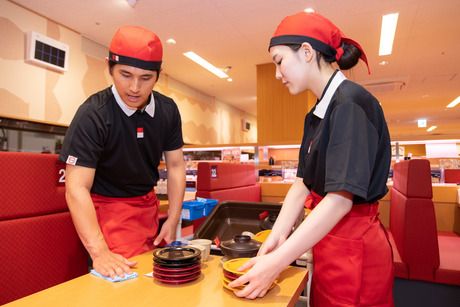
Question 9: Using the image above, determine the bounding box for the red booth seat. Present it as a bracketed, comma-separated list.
[196, 162, 261, 202]
[0, 152, 88, 305]
[388, 159, 460, 286]
[444, 169, 460, 184]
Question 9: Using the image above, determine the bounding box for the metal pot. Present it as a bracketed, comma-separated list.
[220, 235, 261, 259]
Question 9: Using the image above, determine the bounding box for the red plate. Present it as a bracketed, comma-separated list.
[153, 263, 201, 273]
[223, 270, 241, 281]
[154, 272, 201, 284]
[153, 268, 201, 279]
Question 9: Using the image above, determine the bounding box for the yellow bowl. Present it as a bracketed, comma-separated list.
[223, 258, 251, 275]
[253, 230, 271, 243]
[222, 280, 245, 291]
[222, 278, 277, 292]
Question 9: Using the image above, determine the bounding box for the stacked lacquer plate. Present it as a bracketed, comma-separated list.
[153, 246, 201, 284]
[222, 258, 276, 292]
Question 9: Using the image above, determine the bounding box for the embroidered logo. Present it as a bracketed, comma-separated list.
[66, 155, 78, 165]
[137, 127, 144, 138]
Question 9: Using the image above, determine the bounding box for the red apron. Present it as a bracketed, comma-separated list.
[92, 191, 159, 258]
[306, 192, 394, 307]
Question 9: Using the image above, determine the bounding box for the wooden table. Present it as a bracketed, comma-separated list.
[5, 252, 309, 307]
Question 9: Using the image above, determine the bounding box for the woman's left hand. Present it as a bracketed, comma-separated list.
[227, 253, 283, 299]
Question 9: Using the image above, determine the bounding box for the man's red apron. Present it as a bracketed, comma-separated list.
[92, 191, 159, 258]
[306, 191, 394, 307]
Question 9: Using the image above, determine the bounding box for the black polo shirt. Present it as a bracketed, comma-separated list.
[59, 86, 184, 197]
[297, 71, 391, 204]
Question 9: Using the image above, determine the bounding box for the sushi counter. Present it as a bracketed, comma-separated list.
[4, 252, 309, 307]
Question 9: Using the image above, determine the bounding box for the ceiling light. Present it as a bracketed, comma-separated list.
[183, 51, 228, 78]
[426, 126, 437, 132]
[379, 60, 389, 66]
[166, 38, 176, 45]
[379, 13, 399, 56]
[227, 78, 233, 82]
[417, 119, 427, 128]
[446, 96, 460, 108]
[304, 8, 315, 13]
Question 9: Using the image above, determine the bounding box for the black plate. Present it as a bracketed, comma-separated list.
[153, 246, 201, 262]
[153, 258, 201, 268]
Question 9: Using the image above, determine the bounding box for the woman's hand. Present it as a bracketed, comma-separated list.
[92, 247, 137, 279]
[227, 254, 284, 299]
[257, 233, 287, 256]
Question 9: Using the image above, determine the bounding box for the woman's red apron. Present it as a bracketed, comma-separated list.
[92, 191, 159, 258]
[306, 192, 394, 307]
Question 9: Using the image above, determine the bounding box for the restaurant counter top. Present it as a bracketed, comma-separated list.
[4, 252, 309, 307]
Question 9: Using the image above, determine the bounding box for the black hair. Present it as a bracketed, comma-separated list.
[336, 42, 361, 70]
[287, 42, 361, 70]
[108, 60, 161, 81]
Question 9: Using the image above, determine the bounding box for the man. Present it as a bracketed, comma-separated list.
[60, 26, 185, 278]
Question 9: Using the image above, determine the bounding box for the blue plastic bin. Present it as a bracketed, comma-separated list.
[181, 200, 205, 220]
[203, 199, 218, 216]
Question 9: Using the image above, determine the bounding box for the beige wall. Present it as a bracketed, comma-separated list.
[0, 0, 256, 145]
[155, 75, 256, 145]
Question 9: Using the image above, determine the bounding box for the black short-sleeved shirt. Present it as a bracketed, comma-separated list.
[297, 71, 391, 204]
[59, 86, 184, 197]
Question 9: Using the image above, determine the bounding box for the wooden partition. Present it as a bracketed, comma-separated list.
[256, 63, 316, 145]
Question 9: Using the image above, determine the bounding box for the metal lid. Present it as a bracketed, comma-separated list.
[221, 235, 261, 252]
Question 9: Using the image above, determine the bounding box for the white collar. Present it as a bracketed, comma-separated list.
[111, 85, 155, 117]
[313, 70, 347, 119]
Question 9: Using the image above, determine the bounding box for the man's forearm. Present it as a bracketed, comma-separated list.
[165, 165, 185, 222]
[66, 187, 108, 258]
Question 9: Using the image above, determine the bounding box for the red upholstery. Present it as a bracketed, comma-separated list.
[444, 169, 460, 184]
[0, 152, 67, 220]
[436, 233, 460, 285]
[0, 152, 88, 305]
[196, 185, 261, 202]
[197, 162, 257, 191]
[389, 159, 460, 286]
[392, 159, 432, 199]
[387, 231, 409, 278]
[390, 188, 440, 281]
[196, 162, 261, 202]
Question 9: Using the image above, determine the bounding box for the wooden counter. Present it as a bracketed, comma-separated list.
[260, 181, 460, 233]
[4, 252, 309, 307]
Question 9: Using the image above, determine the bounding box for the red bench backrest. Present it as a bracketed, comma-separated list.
[0, 152, 88, 305]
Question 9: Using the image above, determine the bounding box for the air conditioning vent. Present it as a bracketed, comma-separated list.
[359, 80, 406, 93]
[25, 31, 69, 73]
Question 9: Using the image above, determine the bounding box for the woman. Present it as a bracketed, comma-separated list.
[228, 12, 393, 306]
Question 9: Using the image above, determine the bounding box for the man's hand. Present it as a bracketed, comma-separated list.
[154, 218, 178, 246]
[91, 246, 137, 279]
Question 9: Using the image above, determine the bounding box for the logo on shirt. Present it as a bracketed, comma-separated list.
[137, 127, 144, 138]
[66, 155, 78, 165]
